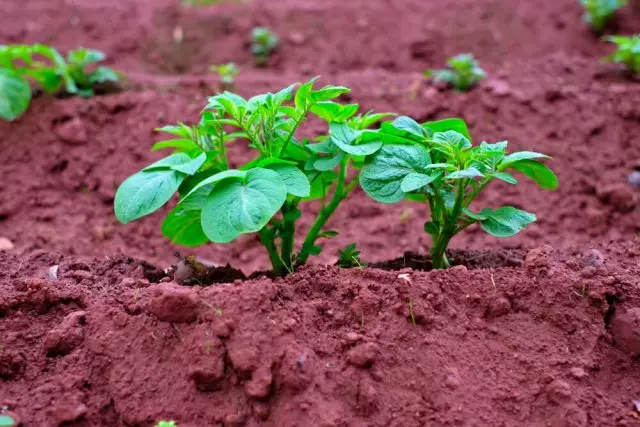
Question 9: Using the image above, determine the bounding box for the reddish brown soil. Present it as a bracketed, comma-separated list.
[1, 0, 640, 425]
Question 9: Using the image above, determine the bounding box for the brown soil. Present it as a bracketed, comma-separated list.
[1, 0, 640, 425]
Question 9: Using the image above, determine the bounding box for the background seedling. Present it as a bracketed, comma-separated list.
[580, 0, 627, 32]
[211, 62, 239, 86]
[251, 27, 279, 66]
[0, 44, 119, 121]
[426, 54, 486, 92]
[155, 421, 177, 427]
[360, 117, 557, 269]
[114, 78, 391, 276]
[337, 243, 366, 268]
[604, 35, 640, 75]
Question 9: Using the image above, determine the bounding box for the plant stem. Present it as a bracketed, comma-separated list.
[279, 202, 297, 272]
[278, 109, 308, 157]
[259, 226, 285, 275]
[296, 158, 354, 266]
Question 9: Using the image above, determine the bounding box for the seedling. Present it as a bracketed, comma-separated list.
[426, 54, 486, 91]
[251, 27, 279, 66]
[0, 44, 119, 121]
[211, 62, 239, 85]
[155, 421, 177, 427]
[337, 243, 366, 268]
[360, 116, 557, 269]
[603, 35, 640, 75]
[114, 78, 392, 275]
[0, 415, 16, 427]
[580, 0, 627, 32]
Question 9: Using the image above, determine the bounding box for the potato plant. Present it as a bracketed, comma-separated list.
[251, 27, 279, 66]
[114, 78, 391, 275]
[359, 117, 557, 269]
[580, 0, 627, 31]
[211, 62, 239, 85]
[0, 44, 119, 121]
[426, 54, 486, 91]
[604, 34, 640, 74]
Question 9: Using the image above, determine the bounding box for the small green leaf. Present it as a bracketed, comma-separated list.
[264, 163, 310, 197]
[151, 138, 202, 154]
[309, 245, 323, 255]
[310, 102, 359, 122]
[89, 66, 120, 84]
[432, 131, 472, 150]
[391, 116, 425, 139]
[0, 414, 16, 427]
[295, 77, 318, 110]
[201, 168, 287, 243]
[423, 118, 471, 141]
[162, 205, 208, 246]
[114, 169, 185, 224]
[306, 140, 338, 154]
[500, 151, 551, 168]
[318, 230, 339, 238]
[314, 151, 344, 171]
[360, 144, 432, 203]
[475, 206, 536, 237]
[490, 171, 518, 184]
[400, 172, 439, 192]
[424, 221, 439, 235]
[508, 160, 558, 190]
[170, 153, 207, 175]
[0, 68, 31, 121]
[330, 122, 380, 156]
[446, 167, 483, 179]
[310, 85, 350, 102]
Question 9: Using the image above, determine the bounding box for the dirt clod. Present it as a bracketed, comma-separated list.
[147, 282, 199, 323]
[597, 184, 638, 212]
[610, 307, 640, 356]
[43, 311, 86, 357]
[346, 342, 377, 368]
[244, 365, 273, 399]
[0, 237, 14, 251]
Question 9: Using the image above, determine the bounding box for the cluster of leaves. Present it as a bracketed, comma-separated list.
[426, 54, 486, 92]
[154, 421, 177, 427]
[358, 116, 557, 268]
[114, 78, 391, 275]
[114, 79, 556, 273]
[211, 62, 240, 85]
[580, 0, 627, 32]
[0, 44, 119, 121]
[251, 27, 279, 66]
[604, 34, 640, 74]
[337, 243, 365, 268]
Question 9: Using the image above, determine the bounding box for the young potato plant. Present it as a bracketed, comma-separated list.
[114, 78, 392, 275]
[580, 0, 627, 32]
[154, 422, 177, 427]
[0, 44, 119, 121]
[426, 54, 486, 92]
[211, 62, 239, 85]
[337, 243, 365, 268]
[359, 117, 558, 269]
[604, 34, 640, 75]
[251, 27, 279, 66]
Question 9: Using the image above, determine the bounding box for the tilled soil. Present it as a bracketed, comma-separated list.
[1, 0, 640, 425]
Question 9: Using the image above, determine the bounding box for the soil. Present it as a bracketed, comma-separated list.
[1, 0, 640, 425]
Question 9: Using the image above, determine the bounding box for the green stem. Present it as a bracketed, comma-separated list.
[296, 158, 354, 266]
[259, 226, 285, 275]
[279, 202, 297, 272]
[278, 108, 309, 157]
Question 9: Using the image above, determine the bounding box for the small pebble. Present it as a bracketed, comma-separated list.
[0, 237, 14, 251]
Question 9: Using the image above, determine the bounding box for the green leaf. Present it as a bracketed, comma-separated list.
[170, 152, 207, 175]
[304, 170, 338, 200]
[310, 102, 359, 122]
[490, 171, 518, 184]
[318, 230, 339, 238]
[306, 140, 338, 154]
[508, 160, 558, 190]
[313, 151, 344, 171]
[474, 206, 536, 237]
[391, 116, 425, 139]
[360, 144, 432, 203]
[151, 138, 202, 154]
[432, 130, 472, 150]
[294, 77, 318, 110]
[114, 169, 185, 224]
[264, 163, 310, 197]
[500, 151, 551, 168]
[400, 172, 439, 192]
[201, 168, 287, 243]
[180, 169, 247, 203]
[162, 205, 208, 246]
[446, 167, 483, 179]
[89, 66, 119, 84]
[423, 118, 471, 141]
[330, 122, 380, 156]
[424, 221, 439, 235]
[143, 152, 206, 175]
[310, 85, 350, 102]
[0, 414, 16, 427]
[0, 68, 31, 121]
[67, 48, 105, 66]
[155, 124, 192, 139]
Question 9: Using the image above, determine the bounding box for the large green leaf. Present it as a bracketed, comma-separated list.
[201, 168, 287, 243]
[499, 151, 551, 168]
[264, 162, 310, 197]
[0, 68, 31, 121]
[360, 144, 431, 203]
[400, 172, 439, 192]
[180, 169, 247, 204]
[162, 205, 208, 246]
[114, 169, 185, 224]
[465, 206, 536, 237]
[507, 160, 558, 190]
[390, 116, 425, 139]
